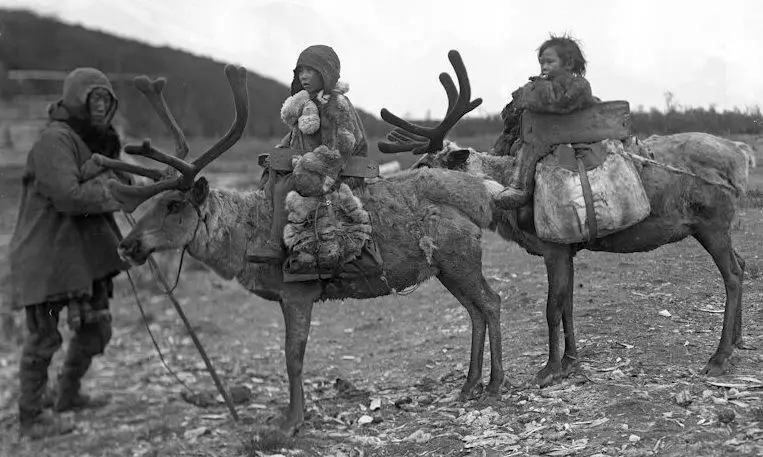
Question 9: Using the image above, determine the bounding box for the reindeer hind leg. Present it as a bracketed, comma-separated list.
[693, 230, 743, 376]
[732, 248, 755, 350]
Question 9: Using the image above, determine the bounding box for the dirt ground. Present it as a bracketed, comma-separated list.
[1, 165, 762, 456]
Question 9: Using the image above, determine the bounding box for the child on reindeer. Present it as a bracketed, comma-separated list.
[494, 34, 599, 209]
[247, 44, 370, 266]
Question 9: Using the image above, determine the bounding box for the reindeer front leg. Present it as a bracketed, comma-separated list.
[535, 243, 575, 387]
[271, 283, 322, 435]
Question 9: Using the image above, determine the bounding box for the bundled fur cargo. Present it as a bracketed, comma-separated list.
[283, 183, 373, 272]
[533, 139, 650, 243]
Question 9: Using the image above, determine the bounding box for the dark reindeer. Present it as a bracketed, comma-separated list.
[96, 60, 507, 435]
[379, 55, 750, 387]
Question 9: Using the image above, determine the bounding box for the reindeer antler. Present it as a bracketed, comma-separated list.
[378, 50, 482, 155]
[96, 65, 249, 212]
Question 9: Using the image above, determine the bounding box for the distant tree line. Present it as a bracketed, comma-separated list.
[408, 90, 763, 140]
[2, 10, 759, 141]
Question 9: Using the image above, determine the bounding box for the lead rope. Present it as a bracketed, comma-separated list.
[122, 210, 239, 422]
[125, 270, 195, 394]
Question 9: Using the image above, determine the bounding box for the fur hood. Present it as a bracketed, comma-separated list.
[57, 67, 118, 123]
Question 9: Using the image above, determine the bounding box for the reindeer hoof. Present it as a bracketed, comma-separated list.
[734, 338, 757, 350]
[266, 411, 303, 436]
[458, 382, 484, 401]
[475, 394, 503, 409]
[560, 356, 580, 378]
[534, 364, 561, 388]
[701, 354, 730, 377]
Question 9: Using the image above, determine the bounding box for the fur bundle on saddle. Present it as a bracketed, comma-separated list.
[525, 101, 652, 243]
[283, 183, 372, 273]
[533, 138, 651, 243]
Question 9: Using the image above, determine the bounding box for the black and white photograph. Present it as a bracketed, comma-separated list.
[0, 1, 761, 455]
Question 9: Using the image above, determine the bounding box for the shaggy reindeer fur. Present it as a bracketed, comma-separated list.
[119, 167, 505, 435]
[415, 132, 750, 387]
[731, 140, 756, 175]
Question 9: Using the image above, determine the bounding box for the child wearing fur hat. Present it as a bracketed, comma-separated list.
[495, 34, 599, 209]
[248, 44, 369, 265]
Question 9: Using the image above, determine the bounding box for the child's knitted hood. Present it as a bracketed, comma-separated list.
[290, 45, 341, 95]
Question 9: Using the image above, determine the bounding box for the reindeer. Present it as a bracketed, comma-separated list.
[96, 61, 506, 436]
[379, 54, 751, 388]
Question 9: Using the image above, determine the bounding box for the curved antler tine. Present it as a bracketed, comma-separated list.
[439, 73, 457, 116]
[387, 128, 427, 143]
[379, 140, 425, 154]
[380, 109, 432, 137]
[125, 140, 195, 176]
[386, 130, 408, 142]
[437, 50, 483, 132]
[107, 176, 183, 213]
[133, 75, 190, 159]
[191, 65, 249, 172]
[440, 70, 481, 118]
[378, 128, 430, 154]
[380, 50, 482, 156]
[447, 50, 471, 103]
[92, 154, 164, 181]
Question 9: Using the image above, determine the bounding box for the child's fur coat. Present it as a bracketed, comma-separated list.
[279, 82, 368, 197]
[279, 83, 373, 272]
[493, 72, 598, 156]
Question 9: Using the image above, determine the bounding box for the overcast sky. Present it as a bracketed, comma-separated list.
[3, 0, 762, 119]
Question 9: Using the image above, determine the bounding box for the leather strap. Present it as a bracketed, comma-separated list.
[268, 148, 300, 172]
[341, 156, 379, 178]
[260, 150, 379, 178]
[576, 155, 598, 242]
[522, 100, 631, 146]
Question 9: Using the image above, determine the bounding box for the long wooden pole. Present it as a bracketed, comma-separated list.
[123, 212, 239, 422]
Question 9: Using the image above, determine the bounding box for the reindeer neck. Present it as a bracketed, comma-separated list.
[187, 187, 271, 280]
[473, 153, 517, 185]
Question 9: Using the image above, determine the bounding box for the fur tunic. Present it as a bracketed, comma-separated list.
[279, 84, 368, 197]
[494, 73, 598, 156]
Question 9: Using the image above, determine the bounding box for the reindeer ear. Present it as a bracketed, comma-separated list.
[191, 177, 209, 206]
[444, 148, 471, 168]
[412, 154, 434, 169]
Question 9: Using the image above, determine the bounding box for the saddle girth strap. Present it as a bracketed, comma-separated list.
[575, 155, 598, 242]
[260, 149, 380, 179]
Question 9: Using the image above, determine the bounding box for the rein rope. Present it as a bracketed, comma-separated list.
[125, 270, 195, 394]
[165, 201, 203, 294]
[122, 207, 239, 422]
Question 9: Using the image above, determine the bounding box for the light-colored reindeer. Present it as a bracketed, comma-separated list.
[96, 60, 505, 436]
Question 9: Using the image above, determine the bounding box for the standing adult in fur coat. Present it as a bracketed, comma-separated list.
[9, 68, 130, 439]
[248, 44, 369, 265]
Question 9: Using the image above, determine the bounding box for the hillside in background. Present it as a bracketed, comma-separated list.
[1, 9, 761, 146]
[0, 9, 391, 139]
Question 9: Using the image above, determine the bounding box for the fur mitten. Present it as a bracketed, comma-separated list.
[292, 145, 345, 196]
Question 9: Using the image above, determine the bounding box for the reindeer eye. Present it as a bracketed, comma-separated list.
[167, 201, 183, 213]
